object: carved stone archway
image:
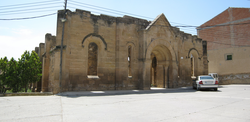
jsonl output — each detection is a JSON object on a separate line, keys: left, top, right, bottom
{"left": 149, "top": 45, "right": 173, "bottom": 88}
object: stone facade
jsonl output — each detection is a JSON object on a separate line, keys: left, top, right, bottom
{"left": 36, "top": 9, "right": 208, "bottom": 93}
{"left": 197, "top": 7, "right": 250, "bottom": 84}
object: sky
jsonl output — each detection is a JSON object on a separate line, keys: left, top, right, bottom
{"left": 0, "top": 0, "right": 249, "bottom": 60}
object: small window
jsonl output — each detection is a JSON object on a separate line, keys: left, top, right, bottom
{"left": 226, "top": 55, "right": 232, "bottom": 60}
{"left": 225, "top": 53, "right": 233, "bottom": 61}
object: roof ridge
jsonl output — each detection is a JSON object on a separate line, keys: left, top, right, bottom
{"left": 146, "top": 13, "right": 164, "bottom": 30}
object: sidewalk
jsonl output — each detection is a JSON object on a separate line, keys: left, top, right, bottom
{"left": 56, "top": 87, "right": 194, "bottom": 97}
{"left": 0, "top": 87, "right": 194, "bottom": 97}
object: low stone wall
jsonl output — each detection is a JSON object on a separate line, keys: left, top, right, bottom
{"left": 219, "top": 73, "right": 250, "bottom": 85}
{"left": 0, "top": 92, "right": 53, "bottom": 97}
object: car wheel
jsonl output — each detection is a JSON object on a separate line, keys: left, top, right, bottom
{"left": 196, "top": 85, "right": 200, "bottom": 91}
{"left": 214, "top": 88, "right": 218, "bottom": 91}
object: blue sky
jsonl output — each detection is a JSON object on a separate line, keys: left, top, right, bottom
{"left": 0, "top": 0, "right": 249, "bottom": 60}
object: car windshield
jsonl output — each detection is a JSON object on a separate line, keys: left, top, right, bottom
{"left": 200, "top": 76, "right": 214, "bottom": 80}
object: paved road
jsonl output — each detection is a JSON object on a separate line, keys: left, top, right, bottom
{"left": 0, "top": 85, "right": 250, "bottom": 122}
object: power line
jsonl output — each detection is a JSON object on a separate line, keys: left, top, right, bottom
{"left": 68, "top": 4, "right": 127, "bottom": 17}
{"left": 0, "top": 12, "right": 57, "bottom": 20}
{"left": 0, "top": 6, "right": 62, "bottom": 14}
{"left": 1, "top": 0, "right": 248, "bottom": 29}
{"left": 68, "top": 1, "right": 250, "bottom": 29}
{"left": 60, "top": 10, "right": 250, "bottom": 46}
{"left": 0, "top": 1, "right": 62, "bottom": 11}
{"left": 152, "top": 22, "right": 250, "bottom": 28}
{"left": 178, "top": 28, "right": 197, "bottom": 32}
{"left": 0, "top": 0, "right": 61, "bottom": 8}
{"left": 1, "top": 1, "right": 249, "bottom": 47}
{"left": 198, "top": 26, "right": 250, "bottom": 39}
{"left": 68, "top": 0, "right": 194, "bottom": 27}
{"left": 64, "top": 8, "right": 250, "bottom": 38}
{"left": 198, "top": 22, "right": 250, "bottom": 29}
{"left": 74, "top": 11, "right": 250, "bottom": 46}
{"left": 68, "top": 5, "right": 198, "bottom": 35}
{"left": 69, "top": 0, "right": 154, "bottom": 20}
{"left": 0, "top": 0, "right": 227, "bottom": 29}
{"left": 0, "top": 9, "right": 60, "bottom": 15}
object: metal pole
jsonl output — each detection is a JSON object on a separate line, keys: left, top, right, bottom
{"left": 59, "top": 0, "right": 67, "bottom": 93}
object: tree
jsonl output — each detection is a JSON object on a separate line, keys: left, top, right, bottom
{"left": 18, "top": 51, "right": 30, "bottom": 92}
{"left": 6, "top": 58, "right": 21, "bottom": 93}
{"left": 0, "top": 51, "right": 42, "bottom": 93}
{"left": 28, "top": 51, "right": 42, "bottom": 88}
{"left": 18, "top": 51, "right": 42, "bottom": 92}
{"left": 0, "top": 57, "right": 8, "bottom": 93}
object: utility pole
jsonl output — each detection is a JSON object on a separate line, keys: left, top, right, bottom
{"left": 59, "top": 0, "right": 67, "bottom": 93}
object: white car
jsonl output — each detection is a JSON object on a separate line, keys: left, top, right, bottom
{"left": 192, "top": 75, "right": 218, "bottom": 91}
{"left": 209, "top": 73, "right": 219, "bottom": 83}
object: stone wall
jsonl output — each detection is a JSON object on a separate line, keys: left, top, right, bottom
{"left": 41, "top": 34, "right": 56, "bottom": 92}
{"left": 219, "top": 73, "right": 250, "bottom": 85}
{"left": 38, "top": 9, "right": 208, "bottom": 93}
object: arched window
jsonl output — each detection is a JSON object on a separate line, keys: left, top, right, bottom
{"left": 190, "top": 54, "right": 195, "bottom": 77}
{"left": 88, "top": 42, "right": 98, "bottom": 75}
{"left": 128, "top": 46, "right": 132, "bottom": 77}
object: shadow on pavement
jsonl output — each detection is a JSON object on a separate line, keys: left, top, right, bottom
{"left": 57, "top": 87, "right": 199, "bottom": 98}
{"left": 198, "top": 89, "right": 222, "bottom": 92}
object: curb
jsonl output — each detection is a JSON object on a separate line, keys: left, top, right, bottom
{"left": 0, "top": 92, "right": 53, "bottom": 97}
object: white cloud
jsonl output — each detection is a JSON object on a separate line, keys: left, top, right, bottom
{"left": 12, "top": 28, "right": 33, "bottom": 35}
{"left": 0, "top": 34, "right": 44, "bottom": 60}
{"left": 0, "top": 35, "right": 15, "bottom": 41}
{"left": 0, "top": 25, "right": 55, "bottom": 60}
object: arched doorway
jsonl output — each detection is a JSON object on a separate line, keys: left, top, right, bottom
{"left": 149, "top": 45, "right": 172, "bottom": 88}
{"left": 143, "top": 39, "right": 177, "bottom": 90}
{"left": 151, "top": 56, "right": 157, "bottom": 87}
{"left": 188, "top": 49, "right": 200, "bottom": 79}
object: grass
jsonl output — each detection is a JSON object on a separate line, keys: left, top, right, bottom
{"left": 5, "top": 88, "right": 33, "bottom": 93}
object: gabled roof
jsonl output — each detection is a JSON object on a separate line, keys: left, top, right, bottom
{"left": 198, "top": 7, "right": 250, "bottom": 29}
{"left": 146, "top": 13, "right": 171, "bottom": 30}
{"left": 146, "top": 13, "right": 164, "bottom": 30}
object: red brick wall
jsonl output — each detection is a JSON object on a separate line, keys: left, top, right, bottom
{"left": 233, "top": 20, "right": 250, "bottom": 46}
{"left": 198, "top": 25, "right": 231, "bottom": 50}
{"left": 198, "top": 8, "right": 250, "bottom": 50}
{"left": 200, "top": 9, "right": 230, "bottom": 27}
{"left": 232, "top": 8, "right": 250, "bottom": 21}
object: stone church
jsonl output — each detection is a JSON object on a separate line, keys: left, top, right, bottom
{"left": 35, "top": 9, "right": 208, "bottom": 93}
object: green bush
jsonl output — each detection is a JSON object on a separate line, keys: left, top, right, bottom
{"left": 0, "top": 51, "right": 42, "bottom": 93}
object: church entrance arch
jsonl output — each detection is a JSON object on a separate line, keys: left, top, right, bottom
{"left": 149, "top": 45, "right": 173, "bottom": 88}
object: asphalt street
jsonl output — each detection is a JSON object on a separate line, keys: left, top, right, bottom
{"left": 0, "top": 84, "right": 250, "bottom": 122}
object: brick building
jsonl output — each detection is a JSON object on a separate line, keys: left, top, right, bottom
{"left": 197, "top": 7, "right": 250, "bottom": 84}
{"left": 36, "top": 9, "right": 208, "bottom": 93}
